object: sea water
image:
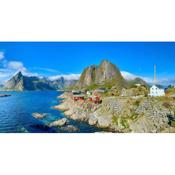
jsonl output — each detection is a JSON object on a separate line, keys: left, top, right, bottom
{"left": 0, "top": 91, "right": 99, "bottom": 133}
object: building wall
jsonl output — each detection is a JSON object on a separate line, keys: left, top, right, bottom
{"left": 149, "top": 85, "right": 165, "bottom": 97}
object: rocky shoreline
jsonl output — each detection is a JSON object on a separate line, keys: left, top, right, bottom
{"left": 54, "top": 92, "right": 175, "bottom": 133}
{"left": 53, "top": 92, "right": 121, "bottom": 132}
{"left": 32, "top": 111, "right": 79, "bottom": 132}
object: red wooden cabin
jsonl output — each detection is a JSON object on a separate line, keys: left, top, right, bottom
{"left": 73, "top": 95, "right": 85, "bottom": 101}
{"left": 88, "top": 96, "right": 102, "bottom": 104}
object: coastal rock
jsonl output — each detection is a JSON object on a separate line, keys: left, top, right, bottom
{"left": 97, "top": 115, "right": 111, "bottom": 128}
{"left": 49, "top": 118, "right": 68, "bottom": 127}
{"left": 88, "top": 115, "right": 98, "bottom": 126}
{"left": 18, "top": 127, "right": 29, "bottom": 133}
{"left": 71, "top": 110, "right": 88, "bottom": 121}
{"left": 55, "top": 91, "right": 175, "bottom": 133}
{"left": 32, "top": 113, "right": 48, "bottom": 119}
{"left": 54, "top": 103, "right": 69, "bottom": 111}
{"left": 58, "top": 93, "right": 67, "bottom": 99}
{"left": 61, "top": 125, "right": 78, "bottom": 132}
{"left": 64, "top": 109, "right": 76, "bottom": 116}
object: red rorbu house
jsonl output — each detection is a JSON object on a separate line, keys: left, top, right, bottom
{"left": 88, "top": 95, "right": 102, "bottom": 104}
{"left": 73, "top": 94, "right": 85, "bottom": 101}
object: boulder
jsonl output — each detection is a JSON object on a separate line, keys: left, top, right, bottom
{"left": 88, "top": 115, "right": 98, "bottom": 126}
{"left": 32, "top": 113, "right": 48, "bottom": 119}
{"left": 54, "top": 103, "right": 69, "bottom": 111}
{"left": 49, "top": 118, "right": 68, "bottom": 127}
{"left": 97, "top": 116, "right": 111, "bottom": 128}
{"left": 70, "top": 110, "right": 87, "bottom": 121}
{"left": 64, "top": 109, "right": 75, "bottom": 116}
{"left": 61, "top": 125, "right": 78, "bottom": 132}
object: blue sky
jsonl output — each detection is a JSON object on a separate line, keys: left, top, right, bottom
{"left": 0, "top": 42, "right": 175, "bottom": 85}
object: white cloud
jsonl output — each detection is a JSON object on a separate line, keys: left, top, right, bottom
{"left": 0, "top": 72, "right": 11, "bottom": 78}
{"left": 6, "top": 61, "right": 27, "bottom": 72}
{"left": 49, "top": 73, "right": 81, "bottom": 81}
{"left": 0, "top": 52, "right": 4, "bottom": 60}
{"left": 0, "top": 71, "right": 13, "bottom": 84}
{"left": 0, "top": 60, "right": 40, "bottom": 84}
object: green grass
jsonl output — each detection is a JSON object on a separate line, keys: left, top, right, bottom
{"left": 86, "top": 84, "right": 99, "bottom": 91}
{"left": 166, "top": 87, "right": 175, "bottom": 96}
{"left": 133, "top": 99, "right": 141, "bottom": 106}
{"left": 112, "top": 115, "right": 118, "bottom": 124}
{"left": 120, "top": 118, "right": 129, "bottom": 129}
{"left": 112, "top": 115, "right": 129, "bottom": 129}
{"left": 171, "top": 120, "right": 175, "bottom": 127}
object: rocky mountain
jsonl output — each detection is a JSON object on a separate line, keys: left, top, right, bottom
{"left": 4, "top": 72, "right": 53, "bottom": 91}
{"left": 3, "top": 60, "right": 147, "bottom": 91}
{"left": 126, "top": 77, "right": 148, "bottom": 88}
{"left": 77, "top": 60, "right": 125, "bottom": 89}
{"left": 4, "top": 72, "right": 77, "bottom": 91}
{"left": 49, "top": 77, "right": 77, "bottom": 90}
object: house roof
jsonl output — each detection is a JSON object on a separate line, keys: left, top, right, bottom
{"left": 150, "top": 85, "right": 165, "bottom": 90}
{"left": 73, "top": 94, "right": 85, "bottom": 98}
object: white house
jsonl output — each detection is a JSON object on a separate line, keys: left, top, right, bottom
{"left": 149, "top": 85, "right": 165, "bottom": 97}
{"left": 86, "top": 91, "right": 92, "bottom": 95}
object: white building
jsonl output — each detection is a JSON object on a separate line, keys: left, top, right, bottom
{"left": 148, "top": 65, "right": 165, "bottom": 97}
{"left": 149, "top": 85, "right": 165, "bottom": 97}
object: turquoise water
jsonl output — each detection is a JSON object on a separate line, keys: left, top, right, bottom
{"left": 0, "top": 91, "right": 99, "bottom": 133}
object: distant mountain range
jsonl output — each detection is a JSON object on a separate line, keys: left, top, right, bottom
{"left": 3, "top": 72, "right": 77, "bottom": 91}
{"left": 1, "top": 60, "right": 148, "bottom": 91}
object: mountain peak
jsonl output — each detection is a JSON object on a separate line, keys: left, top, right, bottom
{"left": 100, "top": 59, "right": 111, "bottom": 65}
{"left": 77, "top": 60, "right": 125, "bottom": 89}
{"left": 14, "top": 71, "right": 23, "bottom": 78}
{"left": 4, "top": 72, "right": 77, "bottom": 91}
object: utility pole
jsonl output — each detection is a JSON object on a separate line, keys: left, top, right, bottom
{"left": 154, "top": 64, "right": 157, "bottom": 85}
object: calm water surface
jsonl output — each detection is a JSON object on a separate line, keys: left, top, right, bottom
{"left": 0, "top": 91, "right": 99, "bottom": 133}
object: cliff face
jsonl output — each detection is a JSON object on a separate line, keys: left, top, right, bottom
{"left": 5, "top": 72, "right": 25, "bottom": 91}
{"left": 77, "top": 60, "right": 125, "bottom": 89}
{"left": 4, "top": 72, "right": 77, "bottom": 91}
